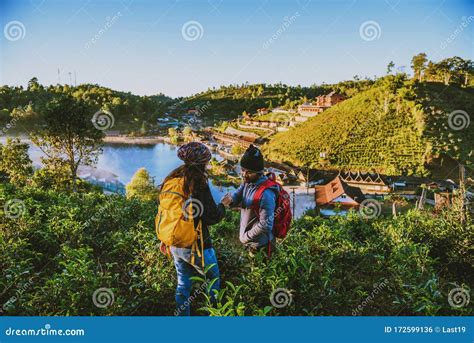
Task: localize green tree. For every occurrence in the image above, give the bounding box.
[126,168,158,201]
[27,77,40,91]
[31,95,104,192]
[386,61,395,75]
[168,127,180,144]
[0,138,33,186]
[411,53,427,81]
[182,126,192,136]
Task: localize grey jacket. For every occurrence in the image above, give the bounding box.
[230,175,278,250]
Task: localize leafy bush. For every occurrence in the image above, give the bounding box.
[0,184,472,316]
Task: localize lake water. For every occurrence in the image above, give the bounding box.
[1,137,235,201]
[2,137,314,217]
[95,143,235,200]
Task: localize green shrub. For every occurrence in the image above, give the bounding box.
[0,183,472,316]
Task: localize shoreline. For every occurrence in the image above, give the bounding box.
[103,135,171,145]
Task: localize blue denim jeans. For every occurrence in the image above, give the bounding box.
[170,247,220,316]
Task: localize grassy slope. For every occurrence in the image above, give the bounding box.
[264,79,474,177]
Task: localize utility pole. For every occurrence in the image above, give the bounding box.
[459,163,466,225]
[290,187,297,216]
[306,166,310,194]
[57,68,61,84]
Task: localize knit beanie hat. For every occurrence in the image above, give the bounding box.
[240,144,264,172]
[177,142,212,165]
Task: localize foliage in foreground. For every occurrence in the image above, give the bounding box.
[0,184,472,316]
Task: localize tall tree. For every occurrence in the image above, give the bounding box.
[31,95,104,192]
[386,61,395,75]
[126,168,158,201]
[411,53,428,81]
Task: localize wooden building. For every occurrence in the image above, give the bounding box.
[338,171,391,194]
[297,91,346,116]
[315,176,366,207]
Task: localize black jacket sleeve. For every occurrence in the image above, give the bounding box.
[195,184,226,226]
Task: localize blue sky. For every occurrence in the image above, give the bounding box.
[0,0,472,97]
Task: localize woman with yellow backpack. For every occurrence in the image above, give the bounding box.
[155,142,226,316]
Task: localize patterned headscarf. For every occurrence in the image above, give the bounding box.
[177,142,212,165]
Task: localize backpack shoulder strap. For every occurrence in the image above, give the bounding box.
[252,179,278,211]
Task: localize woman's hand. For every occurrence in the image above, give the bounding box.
[159,242,168,255]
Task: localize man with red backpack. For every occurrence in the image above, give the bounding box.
[221,145,292,257]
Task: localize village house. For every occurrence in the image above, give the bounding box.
[314,176,366,208]
[338,171,391,194]
[257,108,269,115]
[272,107,296,113]
[187,109,199,115]
[105,130,121,137]
[315,91,346,108]
[297,91,346,117]
[297,102,323,117]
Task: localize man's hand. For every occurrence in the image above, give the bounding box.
[220,193,233,208]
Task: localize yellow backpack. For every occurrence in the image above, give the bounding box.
[155,177,204,266]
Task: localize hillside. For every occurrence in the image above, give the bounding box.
[264,76,474,177]
[177,80,374,121]
[0,80,174,134]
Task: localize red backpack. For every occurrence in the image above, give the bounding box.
[252,173,293,248]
